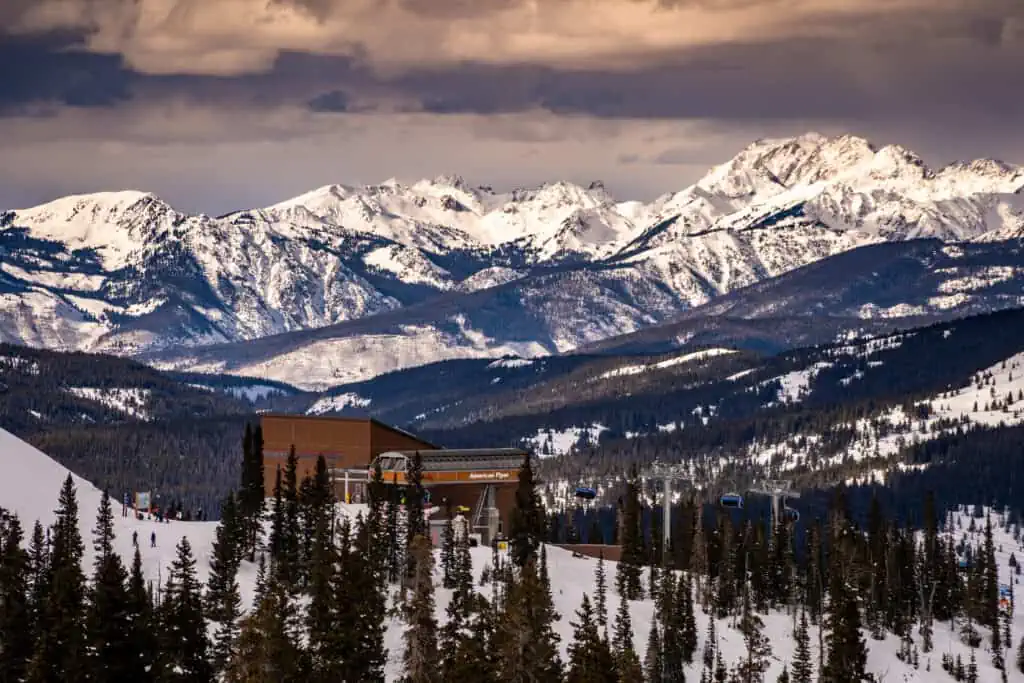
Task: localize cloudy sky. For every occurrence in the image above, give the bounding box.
[2,0,1022,214]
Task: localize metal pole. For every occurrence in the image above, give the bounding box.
[663,476,671,554]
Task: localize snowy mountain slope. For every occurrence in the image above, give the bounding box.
[143,235,1024,390]
[2,427,1021,682]
[583,237,1024,356]
[3,133,1024,379]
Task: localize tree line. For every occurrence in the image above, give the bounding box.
[2,424,1023,682]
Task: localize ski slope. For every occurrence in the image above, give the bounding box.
[1,427,1021,681]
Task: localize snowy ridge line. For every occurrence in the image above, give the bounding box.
[3,132,1024,390]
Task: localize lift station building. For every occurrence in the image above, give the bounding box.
[370,448,527,545]
[259,414,526,544]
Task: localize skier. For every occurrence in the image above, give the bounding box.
[132,530,138,547]
[150,531,156,548]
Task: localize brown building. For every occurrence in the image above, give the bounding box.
[371,448,527,544]
[259,414,437,499]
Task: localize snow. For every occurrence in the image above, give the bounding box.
[5,132,1024,385]
[523,424,609,457]
[2,428,1023,682]
[598,348,737,380]
[66,386,152,420]
[307,392,373,414]
[487,357,535,369]
[766,361,833,404]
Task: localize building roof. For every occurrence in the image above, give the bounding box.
[258,413,438,449]
[374,448,528,473]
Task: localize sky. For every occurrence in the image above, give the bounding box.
[1,0,1023,214]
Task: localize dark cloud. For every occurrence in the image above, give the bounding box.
[0,33,133,112]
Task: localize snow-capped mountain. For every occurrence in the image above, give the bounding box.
[2,132,1023,387]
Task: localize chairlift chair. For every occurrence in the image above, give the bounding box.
[783,506,800,523]
[719,492,744,509]
[574,486,598,501]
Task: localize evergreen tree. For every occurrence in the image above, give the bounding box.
[0,514,32,681]
[791,609,813,683]
[822,569,868,683]
[227,581,304,683]
[679,572,698,664]
[307,507,342,683]
[496,559,563,682]
[206,493,243,677]
[566,593,617,683]
[28,475,88,683]
[236,423,266,560]
[509,452,546,568]
[776,666,790,683]
[441,500,456,590]
[737,588,771,683]
[125,547,157,682]
[157,537,213,683]
[441,517,490,680]
[403,453,427,586]
[595,551,609,636]
[643,619,663,683]
[26,520,48,646]
[616,468,645,601]
[1015,635,1024,674]
[268,466,285,564]
[87,491,135,683]
[280,446,301,584]
[611,590,643,682]
[403,534,438,683]
[348,512,389,682]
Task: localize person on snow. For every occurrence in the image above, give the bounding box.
[132,530,138,547]
[150,531,156,548]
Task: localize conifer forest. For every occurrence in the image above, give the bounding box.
[1,424,1023,683]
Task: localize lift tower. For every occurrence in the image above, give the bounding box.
[747,478,800,531]
[640,460,692,560]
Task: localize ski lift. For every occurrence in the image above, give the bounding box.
[783,506,800,523]
[719,492,744,509]
[575,486,597,501]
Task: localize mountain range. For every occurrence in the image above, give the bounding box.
[3,131,1024,389]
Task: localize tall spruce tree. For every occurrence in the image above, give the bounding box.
[157,537,212,683]
[403,452,427,586]
[791,608,813,683]
[595,551,609,636]
[643,620,663,683]
[616,468,645,601]
[227,580,305,683]
[87,491,135,683]
[349,509,388,682]
[611,590,643,682]
[125,547,156,682]
[566,593,617,683]
[28,475,88,683]
[496,558,563,682]
[0,514,32,681]
[737,587,771,683]
[509,452,545,568]
[207,493,243,677]
[26,520,48,647]
[307,506,342,683]
[402,534,438,683]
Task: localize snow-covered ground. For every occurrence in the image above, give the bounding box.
[523,424,609,458]
[3,427,1022,681]
[597,348,737,381]
[744,348,1024,477]
[66,386,152,420]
